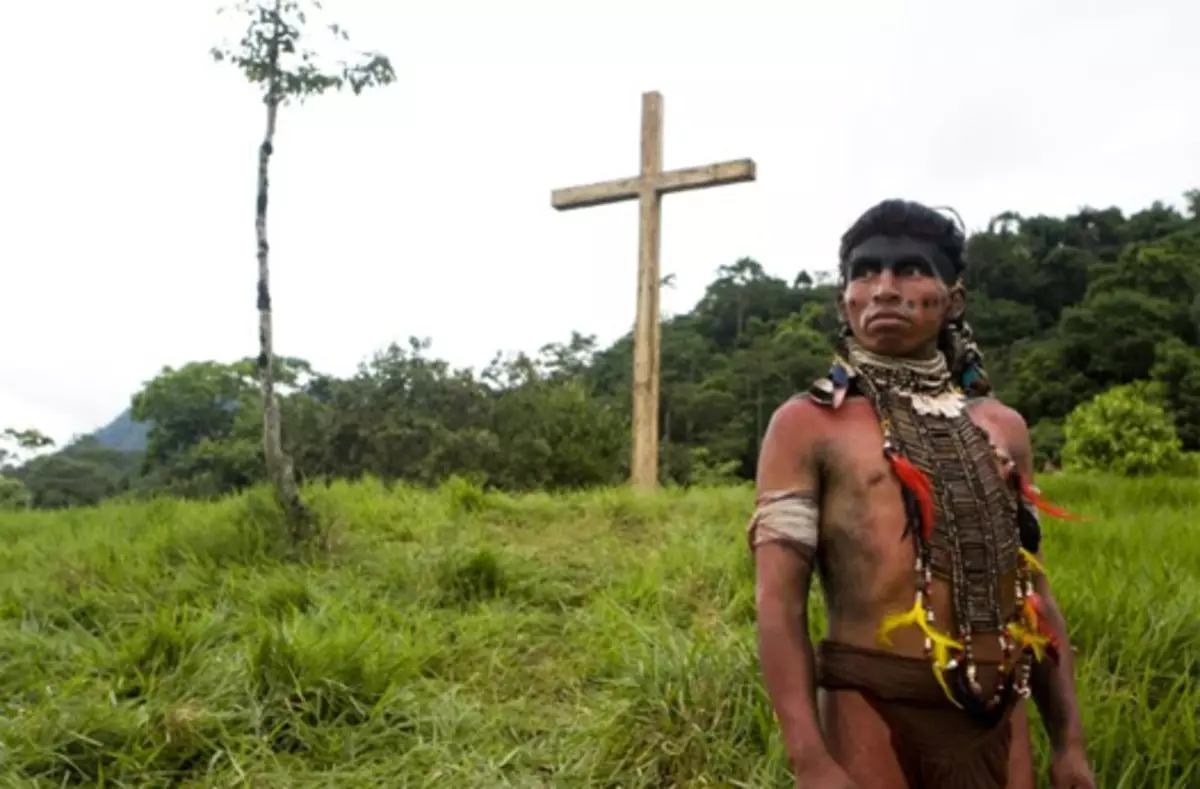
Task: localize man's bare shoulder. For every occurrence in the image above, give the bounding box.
[756,396,833,481]
[764,394,877,459]
[968,396,1035,473]
[768,394,827,430]
[766,394,851,439]
[968,396,1030,435]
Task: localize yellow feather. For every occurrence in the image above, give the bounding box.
[1006,622,1050,662]
[1019,548,1046,576]
[929,640,964,708]
[876,600,965,706]
[1022,599,1040,632]
[876,600,923,645]
[924,624,964,653]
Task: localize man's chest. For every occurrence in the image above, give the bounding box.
[816,398,1021,549]
[817,397,1026,625]
[820,397,1016,477]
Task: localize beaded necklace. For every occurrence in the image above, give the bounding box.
[810,340,1073,721]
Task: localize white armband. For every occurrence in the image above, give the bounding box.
[747,490,820,556]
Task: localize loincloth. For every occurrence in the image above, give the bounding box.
[816,640,1018,789]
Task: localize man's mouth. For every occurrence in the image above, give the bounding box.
[866,311,911,327]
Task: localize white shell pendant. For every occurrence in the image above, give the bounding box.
[908,390,967,418]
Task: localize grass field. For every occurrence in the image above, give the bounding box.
[0,475,1195,788]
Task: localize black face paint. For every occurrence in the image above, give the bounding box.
[842,235,956,285]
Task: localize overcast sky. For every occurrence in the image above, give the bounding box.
[2,0,1196,444]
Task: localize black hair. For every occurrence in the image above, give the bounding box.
[837,199,967,287]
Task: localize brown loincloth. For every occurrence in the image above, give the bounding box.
[816,640,1018,789]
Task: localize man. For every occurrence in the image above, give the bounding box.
[749,200,1094,789]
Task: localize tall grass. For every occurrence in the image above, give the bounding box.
[0,474,1195,787]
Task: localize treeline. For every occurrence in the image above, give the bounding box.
[5,191,1200,508]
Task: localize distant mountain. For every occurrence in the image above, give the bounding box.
[92,409,150,453]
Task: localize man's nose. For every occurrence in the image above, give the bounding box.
[871,270,901,303]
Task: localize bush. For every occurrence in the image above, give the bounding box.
[1062,383,1184,476]
[0,476,31,510]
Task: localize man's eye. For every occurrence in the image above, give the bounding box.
[851,259,881,278]
[896,257,931,277]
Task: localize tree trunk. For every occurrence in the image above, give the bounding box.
[755,382,764,457]
[256,71,313,544]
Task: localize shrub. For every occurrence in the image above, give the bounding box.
[1062,383,1184,476]
[0,476,31,511]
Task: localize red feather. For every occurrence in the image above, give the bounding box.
[1020,476,1082,521]
[889,452,935,540]
[1025,592,1063,662]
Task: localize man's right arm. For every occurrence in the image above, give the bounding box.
[750,397,838,778]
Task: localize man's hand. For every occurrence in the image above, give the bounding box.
[1050,746,1095,789]
[796,753,859,789]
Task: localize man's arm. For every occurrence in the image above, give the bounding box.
[1006,411,1088,755]
[750,398,833,775]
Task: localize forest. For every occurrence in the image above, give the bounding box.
[4,191,1200,508]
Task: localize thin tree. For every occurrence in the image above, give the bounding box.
[0,428,55,471]
[211,0,395,543]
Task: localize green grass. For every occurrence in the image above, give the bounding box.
[0,474,1195,787]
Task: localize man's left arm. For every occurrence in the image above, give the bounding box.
[1006,411,1093,786]
[1028,565,1086,753]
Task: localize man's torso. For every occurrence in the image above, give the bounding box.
[809,393,1022,662]
[797,392,1036,788]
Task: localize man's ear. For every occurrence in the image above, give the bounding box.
[945,283,966,322]
[836,290,849,324]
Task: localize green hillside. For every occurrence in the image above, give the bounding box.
[91,409,150,453]
[0,475,1195,787]
[10,193,1200,510]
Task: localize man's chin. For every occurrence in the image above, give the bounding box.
[853,333,928,358]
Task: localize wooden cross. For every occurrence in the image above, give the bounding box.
[551,90,757,490]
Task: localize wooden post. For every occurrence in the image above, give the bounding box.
[551,90,756,489]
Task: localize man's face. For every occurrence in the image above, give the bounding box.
[838,234,963,358]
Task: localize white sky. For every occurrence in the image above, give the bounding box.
[1,0,1197,445]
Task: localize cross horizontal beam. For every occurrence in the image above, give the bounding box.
[551,158,756,211]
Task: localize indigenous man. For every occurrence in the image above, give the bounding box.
[749,200,1095,789]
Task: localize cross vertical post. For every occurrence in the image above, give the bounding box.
[551,90,757,489]
[634,91,663,491]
